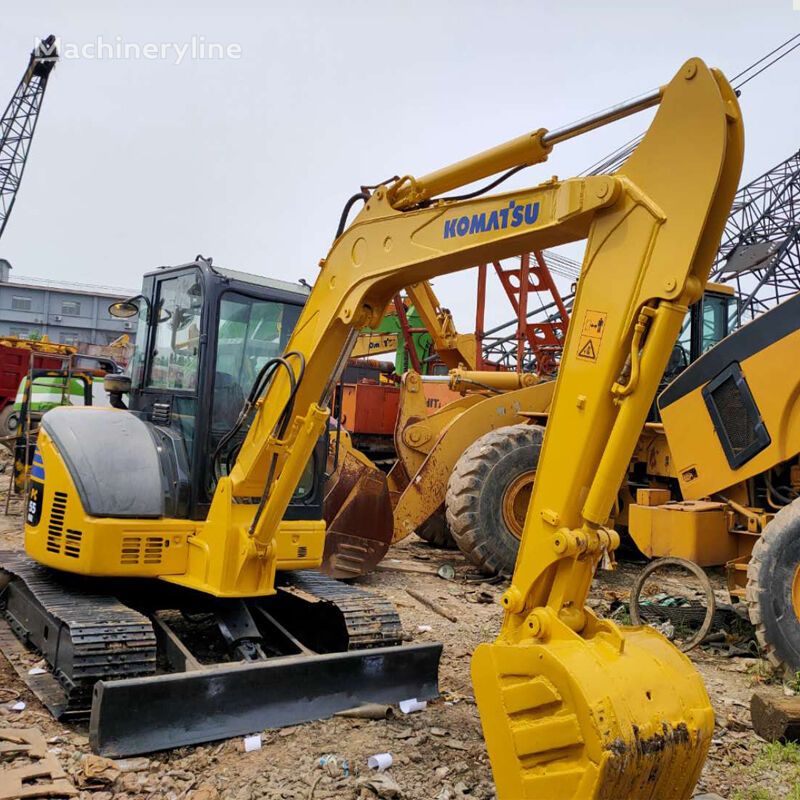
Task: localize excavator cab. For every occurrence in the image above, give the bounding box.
[113,258,393,578]
[3,256,439,757]
[114,257,324,522]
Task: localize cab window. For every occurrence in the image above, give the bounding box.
[700,293,729,354]
[209,291,309,497]
[147,272,204,391]
[129,300,150,389]
[213,291,301,423]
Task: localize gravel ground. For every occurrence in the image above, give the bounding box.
[1,454,799,800]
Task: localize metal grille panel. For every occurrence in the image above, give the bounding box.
[46,491,67,555]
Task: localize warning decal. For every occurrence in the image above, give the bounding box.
[577,338,597,360]
[576,310,607,362]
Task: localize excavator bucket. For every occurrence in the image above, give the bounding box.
[472,615,713,799]
[322,428,394,578]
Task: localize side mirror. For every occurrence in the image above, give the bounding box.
[104,375,132,394]
[109,300,140,319]
[104,374,131,411]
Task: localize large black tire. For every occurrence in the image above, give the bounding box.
[445,424,543,575]
[0,405,19,452]
[747,498,800,675]
[415,507,457,549]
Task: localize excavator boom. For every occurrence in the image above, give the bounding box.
[219,58,739,797]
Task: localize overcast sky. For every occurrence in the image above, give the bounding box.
[1,1,798,331]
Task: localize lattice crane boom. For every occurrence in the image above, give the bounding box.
[711,148,800,323]
[0,35,58,241]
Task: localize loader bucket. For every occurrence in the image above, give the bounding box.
[472,613,713,800]
[91,641,442,756]
[322,434,393,578]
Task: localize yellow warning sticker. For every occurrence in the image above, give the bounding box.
[576,310,607,362]
[577,337,598,360]
[581,310,607,337]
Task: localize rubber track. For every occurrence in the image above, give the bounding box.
[281,570,402,649]
[0,551,156,712]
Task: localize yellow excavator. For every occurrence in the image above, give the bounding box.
[1,58,741,796]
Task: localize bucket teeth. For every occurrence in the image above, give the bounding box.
[513,713,584,757]
[501,676,561,714]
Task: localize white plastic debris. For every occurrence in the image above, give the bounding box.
[417,625,432,632]
[367,752,393,772]
[243,734,262,752]
[10,701,25,712]
[28,667,46,676]
[398,698,427,714]
[649,620,675,640]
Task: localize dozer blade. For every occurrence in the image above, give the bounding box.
[472,613,713,800]
[322,441,393,578]
[90,642,441,757]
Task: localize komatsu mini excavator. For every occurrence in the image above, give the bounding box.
[1,58,741,796]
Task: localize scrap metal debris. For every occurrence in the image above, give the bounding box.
[0,728,77,800]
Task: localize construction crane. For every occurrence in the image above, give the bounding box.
[478,251,574,374]
[0,35,58,242]
[711,148,800,324]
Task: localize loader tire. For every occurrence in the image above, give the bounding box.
[446,424,543,576]
[747,497,800,675]
[416,508,457,549]
[0,405,19,452]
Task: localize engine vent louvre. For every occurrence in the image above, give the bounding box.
[46,491,68,554]
[64,529,82,558]
[702,362,771,469]
[120,536,164,566]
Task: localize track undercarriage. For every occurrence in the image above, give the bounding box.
[0,551,441,757]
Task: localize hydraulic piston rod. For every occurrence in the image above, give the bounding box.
[540,88,661,146]
[389,85,662,209]
[420,369,538,393]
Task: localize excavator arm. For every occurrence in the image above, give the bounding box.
[403,280,478,370]
[182,59,741,796]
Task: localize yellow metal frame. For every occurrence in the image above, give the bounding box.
[388,371,555,542]
[404,282,478,370]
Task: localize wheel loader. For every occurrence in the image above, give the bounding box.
[0,57,742,798]
[627,287,800,676]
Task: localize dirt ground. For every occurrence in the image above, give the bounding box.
[1,465,799,800]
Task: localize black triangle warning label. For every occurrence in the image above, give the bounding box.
[577,337,598,361]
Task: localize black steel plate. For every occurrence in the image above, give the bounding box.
[90,642,442,756]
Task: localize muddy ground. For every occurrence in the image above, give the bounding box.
[1,463,799,800]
